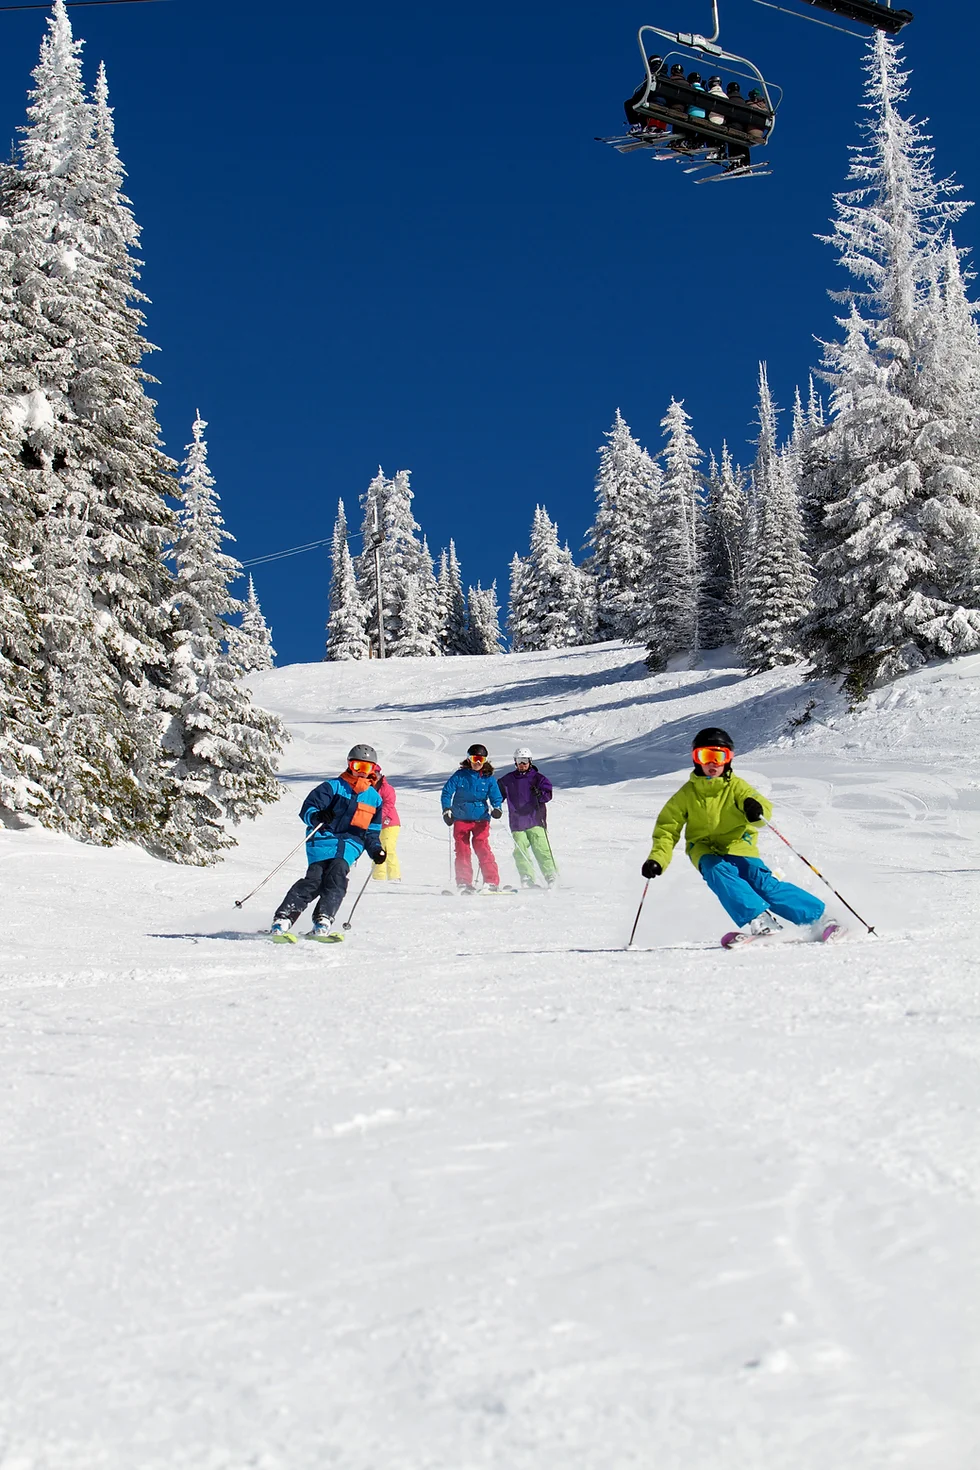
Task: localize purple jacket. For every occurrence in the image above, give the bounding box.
[497,765,553,832]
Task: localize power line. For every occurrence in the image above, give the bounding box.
[240,537,334,569]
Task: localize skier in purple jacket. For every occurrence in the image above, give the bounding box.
[496,747,558,889]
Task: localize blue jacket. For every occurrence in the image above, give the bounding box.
[300,776,384,865]
[441,764,503,822]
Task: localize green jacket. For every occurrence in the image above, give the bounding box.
[648,770,772,872]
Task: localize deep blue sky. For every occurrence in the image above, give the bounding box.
[0,0,973,663]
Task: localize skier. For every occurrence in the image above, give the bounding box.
[441,743,505,893]
[371,766,401,882]
[640,727,841,947]
[497,747,558,890]
[269,744,386,942]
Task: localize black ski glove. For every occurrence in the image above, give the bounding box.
[641,859,662,879]
[371,848,387,865]
[490,808,502,820]
[743,798,764,822]
[310,809,332,829]
[442,810,454,826]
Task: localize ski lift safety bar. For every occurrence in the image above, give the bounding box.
[636,15,778,142]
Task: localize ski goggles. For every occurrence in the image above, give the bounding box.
[469,753,487,766]
[348,759,379,776]
[693,745,732,766]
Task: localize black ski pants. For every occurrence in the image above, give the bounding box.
[275,857,350,925]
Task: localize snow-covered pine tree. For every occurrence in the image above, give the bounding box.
[507,551,532,651]
[586,409,661,641]
[739,365,812,673]
[509,506,587,652]
[440,539,469,654]
[636,399,702,672]
[915,239,980,622]
[416,536,443,657]
[806,31,980,695]
[325,499,367,661]
[354,467,387,655]
[353,468,440,657]
[0,413,48,818]
[160,413,284,863]
[466,581,504,654]
[0,6,178,843]
[236,575,277,672]
[699,443,746,648]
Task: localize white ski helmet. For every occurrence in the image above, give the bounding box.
[514,747,533,763]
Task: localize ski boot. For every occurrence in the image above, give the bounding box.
[815,918,844,943]
[721,911,782,949]
[269,915,298,944]
[520,876,538,891]
[307,917,344,943]
[457,883,476,895]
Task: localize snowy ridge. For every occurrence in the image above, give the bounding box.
[1,643,979,1469]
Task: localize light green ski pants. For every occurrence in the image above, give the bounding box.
[512,826,557,882]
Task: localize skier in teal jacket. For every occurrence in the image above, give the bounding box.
[440,742,504,891]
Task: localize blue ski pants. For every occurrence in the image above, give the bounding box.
[698,854,825,929]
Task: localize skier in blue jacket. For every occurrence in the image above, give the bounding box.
[440,743,504,892]
[270,743,386,941]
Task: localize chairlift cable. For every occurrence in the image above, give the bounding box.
[0,1,165,12]
[749,0,865,39]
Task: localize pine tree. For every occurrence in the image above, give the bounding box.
[354,468,387,655]
[806,32,980,694]
[325,499,367,661]
[466,582,504,654]
[507,551,531,652]
[508,506,588,652]
[636,399,702,672]
[700,444,746,648]
[739,365,813,673]
[416,537,443,657]
[236,575,276,672]
[440,539,469,654]
[586,409,661,641]
[160,414,284,863]
[0,6,179,843]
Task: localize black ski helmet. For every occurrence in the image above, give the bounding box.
[348,743,378,764]
[692,727,734,752]
[467,743,489,758]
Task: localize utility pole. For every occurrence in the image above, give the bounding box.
[371,502,386,660]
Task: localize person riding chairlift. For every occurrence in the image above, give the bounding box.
[624,54,668,132]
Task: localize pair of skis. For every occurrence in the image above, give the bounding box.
[269,926,344,945]
[720,920,844,950]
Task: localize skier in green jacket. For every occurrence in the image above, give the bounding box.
[641,727,840,946]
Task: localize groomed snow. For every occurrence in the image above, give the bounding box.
[2,642,979,1469]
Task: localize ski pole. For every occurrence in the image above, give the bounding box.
[342,865,375,931]
[764,822,878,935]
[540,816,560,877]
[234,824,324,909]
[627,881,650,949]
[449,826,455,891]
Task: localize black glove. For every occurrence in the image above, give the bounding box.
[371,848,387,865]
[641,859,662,879]
[442,810,454,826]
[743,798,764,822]
[490,808,502,820]
[310,809,332,829]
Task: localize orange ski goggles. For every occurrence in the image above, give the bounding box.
[469,753,486,766]
[693,745,732,766]
[348,758,379,776]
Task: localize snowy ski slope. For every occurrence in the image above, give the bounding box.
[1,641,979,1469]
